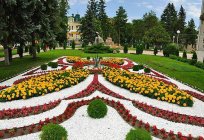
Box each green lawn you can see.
[0,49,204,91]
[0,48,17,58]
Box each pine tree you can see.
[184,19,198,48]
[177,5,186,44]
[114,6,128,45]
[0,0,17,65]
[80,1,99,45]
[56,0,69,46]
[161,3,178,37]
[89,0,98,18]
[98,0,110,40]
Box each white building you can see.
[197,0,204,62]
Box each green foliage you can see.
[143,24,170,46]
[114,6,128,45]
[133,65,144,71]
[192,51,197,61]
[144,68,151,73]
[40,123,67,140]
[154,47,158,56]
[71,40,75,50]
[41,64,47,70]
[84,44,113,53]
[123,45,128,54]
[37,44,41,53]
[48,62,58,68]
[136,45,144,55]
[87,56,91,60]
[126,128,152,140]
[87,99,108,119]
[17,45,24,58]
[163,43,179,57]
[161,3,177,37]
[182,51,187,59]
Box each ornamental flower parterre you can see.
[101,58,124,65]
[102,67,194,107]
[0,69,89,102]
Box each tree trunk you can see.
[4,48,10,65]
[32,32,36,59]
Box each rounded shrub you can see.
[87,56,91,60]
[40,123,67,140]
[144,68,151,73]
[163,43,179,57]
[87,99,108,119]
[41,64,47,70]
[126,128,152,140]
[133,65,144,71]
[48,62,58,68]
[183,51,187,59]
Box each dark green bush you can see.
[48,62,58,68]
[41,64,47,70]
[84,44,113,53]
[183,51,187,59]
[25,46,29,52]
[87,56,91,60]
[144,68,151,73]
[37,44,41,53]
[133,65,144,71]
[163,43,179,57]
[17,45,24,58]
[123,45,128,54]
[40,123,67,140]
[71,40,75,50]
[87,99,108,119]
[154,47,158,56]
[136,45,144,55]
[126,128,152,140]
[192,51,197,61]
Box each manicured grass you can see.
[0,49,204,91]
[0,48,17,58]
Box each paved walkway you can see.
[0,49,193,62]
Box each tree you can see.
[132,19,145,44]
[114,6,128,46]
[89,0,98,18]
[98,0,110,40]
[71,40,75,50]
[184,19,197,48]
[56,0,69,47]
[177,5,186,44]
[143,24,170,47]
[161,3,178,37]
[0,0,17,65]
[80,2,99,45]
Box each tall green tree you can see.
[143,11,159,31]
[0,0,17,65]
[184,19,198,48]
[161,3,178,38]
[143,24,170,47]
[80,0,99,45]
[132,19,145,43]
[98,0,110,40]
[177,5,186,44]
[89,0,98,18]
[56,0,69,47]
[114,6,128,45]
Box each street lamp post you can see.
[177,30,180,45]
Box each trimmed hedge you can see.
[133,65,144,71]
[84,44,113,53]
[169,55,204,70]
[48,62,58,68]
[126,128,152,140]
[40,123,67,140]
[41,64,47,70]
[144,68,151,73]
[163,43,179,57]
[87,99,108,119]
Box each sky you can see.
[68,0,202,28]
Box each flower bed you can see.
[0,69,89,102]
[101,58,124,65]
[102,67,194,107]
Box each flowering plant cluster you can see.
[102,67,194,107]
[66,56,91,64]
[101,58,124,65]
[0,69,89,102]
